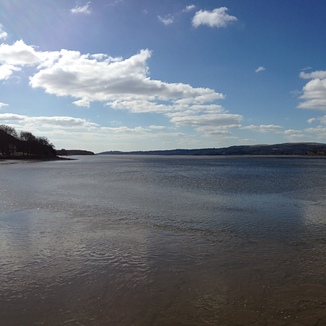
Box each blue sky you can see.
[0,0,326,152]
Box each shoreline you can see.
[97,153,326,159]
[0,156,74,164]
[2,154,326,165]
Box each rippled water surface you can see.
[1,155,326,325]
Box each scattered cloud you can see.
[0,24,7,40]
[196,126,233,137]
[0,40,43,79]
[0,40,44,65]
[0,39,241,137]
[71,2,91,15]
[255,66,266,73]
[3,24,291,146]
[192,7,237,28]
[303,125,326,141]
[183,5,196,12]
[169,112,242,127]
[167,107,242,136]
[284,129,303,135]
[158,14,174,25]
[283,129,305,142]
[298,70,326,110]
[242,124,283,133]
[73,99,90,108]
[1,36,294,145]
[0,102,8,109]
[301,67,312,72]
[300,70,326,80]
[148,125,166,130]
[0,64,21,80]
[307,115,326,125]
[0,113,98,129]
[285,116,326,142]
[0,112,191,151]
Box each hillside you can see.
[56,149,95,156]
[98,143,326,157]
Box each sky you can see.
[0,0,326,153]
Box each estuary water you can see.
[0,155,325,325]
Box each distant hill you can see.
[98,143,326,157]
[56,149,95,156]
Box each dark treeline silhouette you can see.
[0,125,56,158]
[56,149,95,156]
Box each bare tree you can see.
[0,125,19,156]
[0,125,18,138]
[0,126,56,158]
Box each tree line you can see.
[0,125,56,158]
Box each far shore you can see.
[98,153,326,159]
[2,154,326,165]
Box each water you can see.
[0,155,325,325]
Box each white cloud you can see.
[32,116,98,129]
[167,111,242,136]
[0,111,246,151]
[28,48,224,109]
[303,125,326,140]
[300,70,326,79]
[107,99,173,113]
[301,67,312,72]
[255,66,266,73]
[0,102,8,109]
[73,99,90,108]
[158,14,174,25]
[0,38,245,139]
[192,7,237,28]
[0,24,8,40]
[0,40,42,65]
[0,112,171,144]
[0,113,22,121]
[183,5,196,12]
[308,115,326,125]
[197,127,232,136]
[0,113,98,129]
[148,125,166,130]
[0,64,21,80]
[71,2,91,15]
[284,129,303,135]
[169,113,242,127]
[298,71,326,110]
[286,116,326,142]
[283,129,306,142]
[101,125,149,134]
[242,124,283,133]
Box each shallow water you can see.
[0,155,325,325]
